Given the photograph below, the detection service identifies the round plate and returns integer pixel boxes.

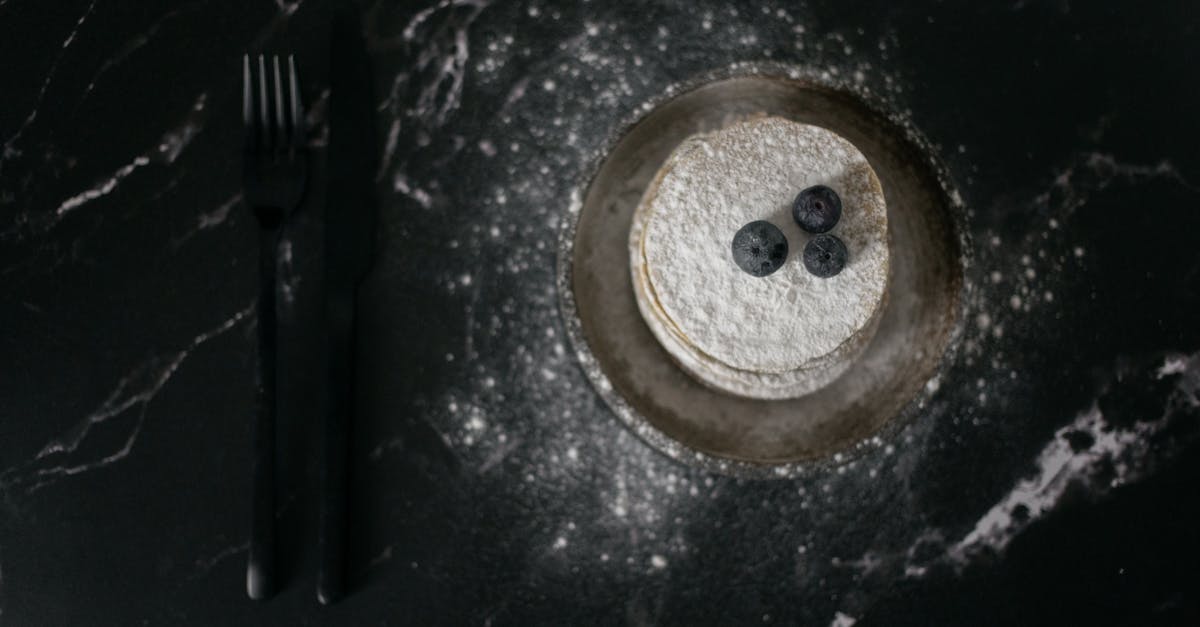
[558,69,967,478]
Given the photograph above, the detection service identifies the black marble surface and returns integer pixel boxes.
[2,0,1199,625]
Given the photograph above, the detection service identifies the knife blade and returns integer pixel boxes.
[318,3,378,605]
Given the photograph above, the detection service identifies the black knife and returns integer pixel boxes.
[318,4,378,605]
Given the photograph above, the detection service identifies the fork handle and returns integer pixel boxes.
[248,225,280,601]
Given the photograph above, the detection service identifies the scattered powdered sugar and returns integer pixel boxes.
[0,0,1192,623]
[359,0,1200,622]
[830,612,858,627]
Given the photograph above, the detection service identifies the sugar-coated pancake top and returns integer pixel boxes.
[641,117,888,373]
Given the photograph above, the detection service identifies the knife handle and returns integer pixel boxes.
[318,295,354,604]
[248,226,279,601]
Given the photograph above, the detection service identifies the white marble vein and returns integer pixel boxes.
[188,540,249,580]
[305,88,332,148]
[477,434,520,474]
[392,173,434,208]
[842,352,1200,581]
[1035,152,1197,213]
[1,0,99,170]
[199,193,242,229]
[279,236,299,305]
[75,4,193,108]
[406,0,484,124]
[942,351,1199,566]
[169,192,241,249]
[949,405,1154,563]
[377,0,491,183]
[368,544,395,569]
[53,155,151,216]
[0,304,253,495]
[51,92,208,222]
[245,0,305,51]
[274,0,301,16]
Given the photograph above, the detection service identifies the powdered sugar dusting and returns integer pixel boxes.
[636,117,888,395]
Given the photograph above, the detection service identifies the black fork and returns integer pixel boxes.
[242,53,307,601]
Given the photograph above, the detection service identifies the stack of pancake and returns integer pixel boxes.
[628,117,891,399]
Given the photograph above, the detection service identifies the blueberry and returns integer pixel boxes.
[802,233,848,278]
[792,185,842,233]
[731,220,788,277]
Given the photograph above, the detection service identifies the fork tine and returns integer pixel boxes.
[272,56,285,150]
[287,55,304,152]
[257,55,270,149]
[242,54,253,132]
